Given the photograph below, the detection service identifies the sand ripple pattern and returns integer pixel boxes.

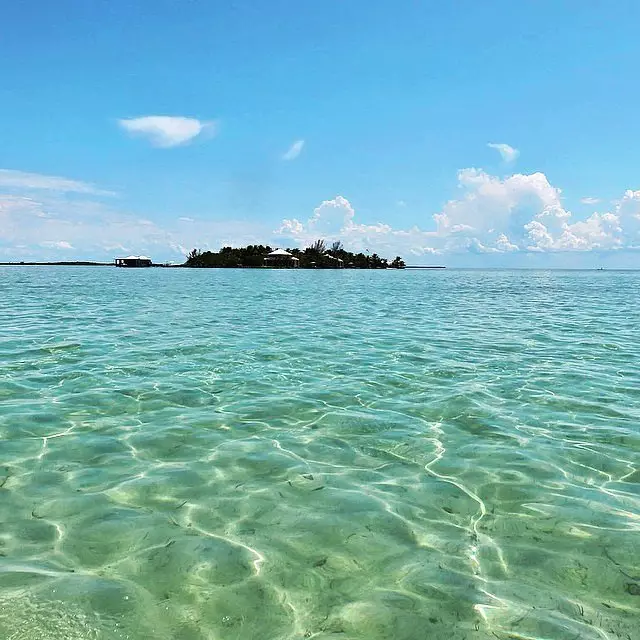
[1,267,639,639]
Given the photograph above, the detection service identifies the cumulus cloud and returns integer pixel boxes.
[437,170,640,253]
[118,116,216,148]
[432,168,564,252]
[0,169,114,196]
[276,170,640,258]
[487,143,519,163]
[495,233,518,252]
[282,139,305,161]
[277,196,440,257]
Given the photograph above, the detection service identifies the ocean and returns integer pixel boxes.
[1,266,638,639]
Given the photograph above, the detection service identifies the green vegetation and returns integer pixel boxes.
[185,242,406,269]
[186,246,268,268]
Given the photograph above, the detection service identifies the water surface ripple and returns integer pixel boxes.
[1,267,639,639]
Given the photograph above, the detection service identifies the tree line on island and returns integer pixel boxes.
[185,240,406,269]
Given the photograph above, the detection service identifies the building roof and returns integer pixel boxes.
[267,248,294,256]
[120,255,151,261]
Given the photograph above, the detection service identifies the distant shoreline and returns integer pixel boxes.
[0,261,179,267]
[0,261,447,269]
[0,261,113,266]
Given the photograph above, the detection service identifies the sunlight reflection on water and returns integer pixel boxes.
[1,267,639,639]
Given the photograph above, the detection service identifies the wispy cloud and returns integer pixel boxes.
[118,116,216,148]
[580,197,601,205]
[0,169,114,196]
[487,143,519,163]
[0,192,268,262]
[40,240,73,250]
[282,139,305,161]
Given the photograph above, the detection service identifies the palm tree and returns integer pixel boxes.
[309,239,326,253]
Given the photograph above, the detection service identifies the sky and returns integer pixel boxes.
[2,0,640,266]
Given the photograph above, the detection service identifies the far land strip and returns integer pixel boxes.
[1,239,447,269]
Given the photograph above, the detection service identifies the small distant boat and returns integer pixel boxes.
[597,267,605,271]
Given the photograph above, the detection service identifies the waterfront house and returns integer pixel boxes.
[115,255,152,268]
[264,249,300,268]
[323,253,344,268]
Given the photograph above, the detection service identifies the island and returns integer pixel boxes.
[184,240,406,269]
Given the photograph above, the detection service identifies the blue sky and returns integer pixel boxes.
[2,1,640,265]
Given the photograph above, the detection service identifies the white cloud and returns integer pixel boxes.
[282,139,305,161]
[276,169,640,258]
[277,196,440,257]
[179,217,194,222]
[434,168,566,251]
[487,143,519,163]
[495,233,518,252]
[614,189,640,247]
[118,116,216,148]
[0,192,269,261]
[580,197,601,205]
[435,168,640,253]
[278,218,304,235]
[40,240,73,249]
[0,169,114,196]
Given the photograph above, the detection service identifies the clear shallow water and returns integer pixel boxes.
[1,267,639,640]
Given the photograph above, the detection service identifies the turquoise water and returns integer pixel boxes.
[1,267,639,640]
